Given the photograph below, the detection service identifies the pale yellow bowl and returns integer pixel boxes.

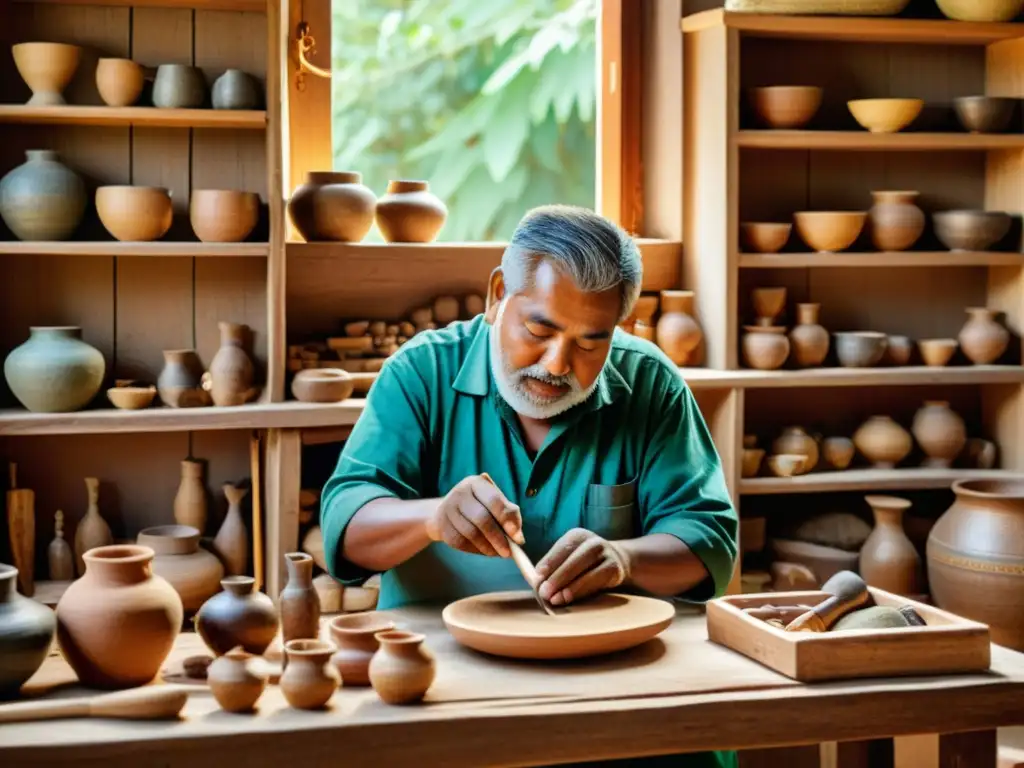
[848,98,924,134]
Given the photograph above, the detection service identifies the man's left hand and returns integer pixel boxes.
[534,529,631,606]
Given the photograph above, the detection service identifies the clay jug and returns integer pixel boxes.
[368,630,436,704]
[208,647,267,712]
[174,458,207,532]
[74,477,113,577]
[137,525,224,614]
[927,479,1024,651]
[281,639,339,709]
[207,322,257,406]
[328,612,396,687]
[772,427,820,471]
[48,510,74,581]
[853,415,912,469]
[195,575,278,656]
[788,303,829,367]
[213,483,249,576]
[56,545,183,689]
[912,400,967,469]
[288,171,377,243]
[280,552,320,643]
[742,326,790,370]
[860,495,923,596]
[868,191,925,252]
[212,69,260,110]
[152,64,205,108]
[958,307,1009,365]
[0,150,86,241]
[4,326,105,413]
[158,349,210,408]
[0,563,56,698]
[375,180,447,243]
[655,290,702,365]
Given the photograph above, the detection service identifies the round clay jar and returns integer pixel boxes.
[368,630,436,705]
[280,639,340,710]
[195,575,279,656]
[0,563,56,697]
[374,180,447,243]
[287,171,377,243]
[868,190,925,252]
[207,646,267,712]
[328,612,396,686]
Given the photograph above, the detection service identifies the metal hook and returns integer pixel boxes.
[296,20,332,82]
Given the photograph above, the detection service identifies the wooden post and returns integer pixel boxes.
[264,427,302,596]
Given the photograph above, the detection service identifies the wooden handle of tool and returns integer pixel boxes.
[0,688,189,724]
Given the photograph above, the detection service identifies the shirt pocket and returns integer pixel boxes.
[583,480,637,542]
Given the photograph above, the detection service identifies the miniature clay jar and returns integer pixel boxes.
[860,495,923,596]
[868,191,925,252]
[95,185,173,242]
[291,368,355,403]
[137,525,224,614]
[212,69,260,110]
[822,436,855,471]
[834,331,888,368]
[927,479,1024,650]
[375,180,447,243]
[96,58,144,107]
[189,189,260,243]
[4,326,105,413]
[742,326,790,370]
[12,42,80,105]
[958,308,1009,365]
[884,335,913,366]
[0,150,87,241]
[56,545,183,689]
[853,415,913,469]
[152,64,206,108]
[287,171,377,243]
[368,630,436,705]
[912,400,967,469]
[195,576,279,656]
[207,322,257,406]
[328,612,397,686]
[788,303,829,367]
[281,639,340,710]
[741,448,765,479]
[158,349,210,408]
[174,458,207,533]
[281,552,321,643]
[0,564,56,698]
[655,290,702,365]
[213,483,249,576]
[207,646,267,712]
[772,427,820,471]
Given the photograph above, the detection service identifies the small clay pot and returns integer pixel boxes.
[958,307,1010,365]
[934,210,1012,252]
[655,290,702,366]
[12,42,80,105]
[918,338,958,367]
[281,552,321,643]
[742,326,790,370]
[206,322,258,406]
[107,385,156,410]
[964,438,998,470]
[853,415,913,469]
[195,576,279,656]
[741,222,791,253]
[212,69,260,110]
[788,303,829,368]
[868,191,924,252]
[772,426,819,471]
[860,495,923,596]
[834,331,888,368]
[96,186,173,241]
[96,58,144,107]
[375,180,447,243]
[749,86,822,129]
[328,612,397,687]
[158,349,211,408]
[137,524,224,613]
[751,287,787,323]
[793,211,866,253]
[288,171,377,242]
[954,96,1017,134]
[822,437,855,470]
[207,646,267,712]
[767,454,810,478]
[291,368,355,403]
[912,400,967,469]
[369,630,436,705]
[883,335,913,366]
[152,64,206,108]
[281,639,340,710]
[189,190,259,243]
[741,448,765,479]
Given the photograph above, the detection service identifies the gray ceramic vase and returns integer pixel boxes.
[0,563,56,698]
[4,327,106,413]
[0,150,86,241]
[152,64,206,109]
[212,69,260,110]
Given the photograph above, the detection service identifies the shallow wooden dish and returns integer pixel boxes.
[443,590,675,660]
[707,587,990,682]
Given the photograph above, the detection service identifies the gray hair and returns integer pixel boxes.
[501,205,643,323]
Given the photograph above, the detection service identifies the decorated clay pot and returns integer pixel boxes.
[12,42,80,105]
[189,190,259,243]
[136,525,224,614]
[742,326,790,370]
[868,191,925,252]
[328,612,397,687]
[158,349,210,408]
[375,180,447,243]
[281,552,320,643]
[369,630,436,705]
[853,415,912,469]
[912,401,966,469]
[208,647,267,713]
[927,479,1024,651]
[788,303,829,367]
[211,69,260,110]
[56,545,183,689]
[0,150,86,241]
[96,185,173,242]
[860,495,923,596]
[152,64,205,108]
[288,171,377,243]
[206,322,258,406]
[281,639,340,710]
[96,58,144,107]
[212,483,249,576]
[173,458,207,533]
[0,564,56,698]
[4,326,105,413]
[291,368,355,403]
[655,290,702,366]
[772,427,819,471]
[958,307,1009,365]
[195,575,278,656]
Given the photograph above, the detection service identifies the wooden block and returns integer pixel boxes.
[327,336,374,353]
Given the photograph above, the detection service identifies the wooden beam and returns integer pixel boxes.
[264,428,302,597]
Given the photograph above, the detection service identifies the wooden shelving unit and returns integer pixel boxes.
[0,105,267,129]
[13,0,266,11]
[739,251,1024,268]
[0,241,270,257]
[741,468,1021,496]
[735,130,1024,151]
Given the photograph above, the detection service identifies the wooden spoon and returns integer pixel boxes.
[0,687,189,724]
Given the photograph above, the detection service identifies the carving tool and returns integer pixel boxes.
[0,687,189,723]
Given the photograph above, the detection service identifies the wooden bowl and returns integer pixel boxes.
[936,0,1024,21]
[12,42,81,106]
[847,98,924,134]
[767,454,811,478]
[954,96,1016,134]
[96,186,173,241]
[933,210,1012,252]
[793,211,866,252]
[189,189,260,243]
[291,368,355,403]
[96,58,144,107]
[834,331,888,368]
[749,86,822,130]
[107,386,157,410]
[741,222,792,254]
[918,338,958,367]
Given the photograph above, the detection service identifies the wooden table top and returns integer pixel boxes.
[3,605,1024,767]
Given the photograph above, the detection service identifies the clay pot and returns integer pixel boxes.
[934,210,1012,252]
[152,64,206,108]
[767,454,811,478]
[158,349,210,408]
[369,630,436,705]
[56,545,183,689]
[958,307,1009,365]
[136,525,224,614]
[174,459,207,533]
[96,58,144,107]
[954,96,1016,134]
[793,211,866,253]
[211,69,260,110]
[853,415,912,469]
[749,86,822,129]
[772,427,819,471]
[918,338,958,367]
[375,180,447,243]
[207,322,257,406]
[936,0,1024,22]
[834,331,888,368]
[632,296,659,342]
[5,326,105,413]
[195,575,278,656]
[281,552,320,643]
[740,222,791,254]
[912,401,967,469]
[742,326,790,370]
[12,42,80,105]
[0,150,86,241]
[213,483,248,577]
[788,303,829,367]
[328,612,397,687]
[655,290,702,365]
[74,478,113,576]
[927,479,1024,650]
[96,185,173,242]
[107,385,156,410]
[847,98,924,134]
[741,448,765,479]
[189,190,259,243]
[291,368,355,403]
[822,436,855,470]
[884,335,913,366]
[281,639,339,710]
[208,647,267,712]
[0,564,56,698]
[751,287,787,322]
[868,191,925,252]
[859,496,923,596]
[964,438,998,470]
[287,171,377,243]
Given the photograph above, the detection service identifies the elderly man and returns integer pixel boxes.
[322,205,738,768]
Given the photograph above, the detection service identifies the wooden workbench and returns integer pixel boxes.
[2,606,1023,767]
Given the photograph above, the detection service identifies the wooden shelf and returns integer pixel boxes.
[0,105,267,129]
[0,241,269,257]
[682,365,1024,389]
[735,130,1024,152]
[741,468,1022,495]
[12,0,265,13]
[739,251,1024,268]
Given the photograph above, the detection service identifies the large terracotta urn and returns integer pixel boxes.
[860,495,923,596]
[0,150,86,241]
[375,180,447,243]
[911,401,966,469]
[206,322,258,406]
[868,190,925,252]
[927,479,1024,651]
[136,525,224,614]
[0,563,56,698]
[853,415,912,469]
[287,171,377,243]
[4,327,105,413]
[958,308,1009,365]
[788,303,829,367]
[655,290,703,365]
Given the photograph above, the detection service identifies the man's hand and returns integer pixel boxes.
[535,529,631,606]
[425,475,524,558]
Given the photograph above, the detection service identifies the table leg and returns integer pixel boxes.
[939,731,997,768]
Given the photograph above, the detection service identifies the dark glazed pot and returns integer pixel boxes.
[0,564,56,698]
[195,576,279,656]
[954,96,1016,134]
[287,171,376,243]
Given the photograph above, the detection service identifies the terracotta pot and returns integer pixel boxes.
[954,96,1016,134]
[56,545,183,689]
[918,338,958,367]
[912,400,966,469]
[631,296,659,342]
[152,64,206,108]
[847,98,923,133]
[96,185,173,242]
[195,575,278,656]
[936,0,1024,21]
[958,307,1009,365]
[173,458,207,533]
[281,552,320,643]
[742,326,790,370]
[0,150,86,241]
[740,222,791,253]
[206,322,257,406]
[291,368,355,403]
[822,437,855,470]
[96,58,144,107]
[741,448,765,479]
[189,190,259,243]
[751,287,787,322]
[213,483,248,577]
[788,303,829,367]
[281,639,339,709]
[834,331,888,368]
[287,171,377,243]
[655,290,702,365]
[868,191,924,252]
[0,564,55,698]
[375,180,447,243]
[158,349,210,408]
[136,525,223,614]
[208,647,267,713]
[927,479,1024,650]
[749,86,822,130]
[211,69,260,110]
[4,326,105,413]
[859,495,923,596]
[883,335,913,366]
[772,427,819,471]
[74,478,112,577]
[934,210,1011,252]
[793,211,866,252]
[369,630,436,705]
[12,42,80,105]
[328,612,397,687]
[853,415,912,469]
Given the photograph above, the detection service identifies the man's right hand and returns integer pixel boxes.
[425,475,524,557]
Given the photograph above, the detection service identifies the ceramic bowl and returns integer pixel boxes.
[742,448,766,479]
[954,96,1017,134]
[918,338,958,367]
[12,42,81,106]
[834,331,888,368]
[936,0,1024,21]
[96,186,173,241]
[793,211,867,253]
[107,386,157,410]
[189,189,260,243]
[749,86,822,130]
[291,368,355,403]
[933,210,1012,252]
[847,98,924,134]
[883,335,914,366]
[741,222,792,254]
[767,454,811,478]
[751,287,787,320]
[96,58,144,107]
